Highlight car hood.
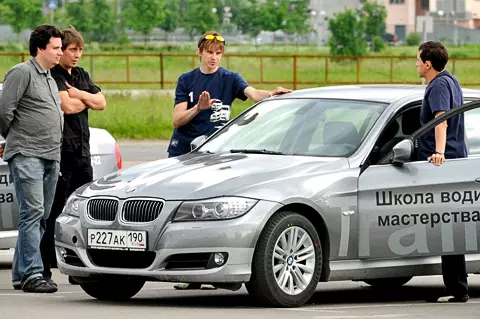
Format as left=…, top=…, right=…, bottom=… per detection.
left=80, top=152, right=348, bottom=200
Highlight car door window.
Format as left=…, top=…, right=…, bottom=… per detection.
left=465, top=106, right=480, bottom=156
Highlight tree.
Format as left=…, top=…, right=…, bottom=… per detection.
left=90, top=0, right=117, bottom=42
left=283, top=0, right=312, bottom=45
left=235, top=0, right=264, bottom=45
left=328, top=8, right=367, bottom=56
left=66, top=0, right=92, bottom=38
left=183, top=0, right=219, bottom=40
left=359, top=0, right=387, bottom=52
left=261, top=0, right=288, bottom=45
left=122, top=0, right=165, bottom=44
left=158, top=0, right=180, bottom=42
left=0, top=0, right=42, bottom=38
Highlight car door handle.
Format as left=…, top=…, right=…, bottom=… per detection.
left=475, top=177, right=480, bottom=183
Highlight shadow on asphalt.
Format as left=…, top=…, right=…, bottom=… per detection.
left=67, top=284, right=480, bottom=308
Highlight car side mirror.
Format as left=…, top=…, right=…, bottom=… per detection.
left=190, top=135, right=207, bottom=151
left=391, top=139, right=413, bottom=165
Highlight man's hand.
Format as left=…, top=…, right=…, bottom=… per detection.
left=428, top=152, right=445, bottom=166
left=65, top=82, right=86, bottom=101
left=270, top=86, right=293, bottom=96
left=198, top=91, right=214, bottom=110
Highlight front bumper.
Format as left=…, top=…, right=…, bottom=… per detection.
left=55, top=200, right=281, bottom=283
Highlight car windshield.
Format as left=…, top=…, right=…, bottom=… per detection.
left=198, top=98, right=388, bottom=157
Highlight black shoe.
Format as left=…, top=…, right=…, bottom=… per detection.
left=45, top=277, right=58, bottom=288
left=13, top=284, right=21, bottom=290
left=22, top=277, right=58, bottom=293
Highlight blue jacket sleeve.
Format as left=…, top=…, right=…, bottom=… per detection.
left=233, top=72, right=249, bottom=101
left=174, top=75, right=189, bottom=106
left=428, top=81, right=451, bottom=115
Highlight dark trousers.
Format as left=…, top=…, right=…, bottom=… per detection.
left=442, top=254, right=468, bottom=296
left=40, top=155, right=93, bottom=279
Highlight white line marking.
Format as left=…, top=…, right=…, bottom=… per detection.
left=313, top=315, right=410, bottom=319
left=281, top=301, right=480, bottom=312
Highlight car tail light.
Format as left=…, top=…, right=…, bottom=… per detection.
left=115, top=143, right=122, bottom=169
left=393, top=36, right=397, bottom=42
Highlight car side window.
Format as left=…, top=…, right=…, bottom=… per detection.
left=369, top=105, right=422, bottom=165
left=464, top=107, right=480, bottom=156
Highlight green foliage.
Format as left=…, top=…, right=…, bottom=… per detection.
left=66, top=0, right=92, bottom=37
left=0, top=0, right=42, bottom=35
left=284, top=0, right=312, bottom=39
left=235, top=0, right=264, bottom=41
left=159, top=0, right=180, bottom=34
left=359, top=0, right=387, bottom=40
left=183, top=0, right=219, bottom=40
left=261, top=0, right=288, bottom=34
left=406, top=32, right=421, bottom=46
left=122, top=0, right=164, bottom=39
left=90, top=0, right=117, bottom=43
left=328, top=8, right=367, bottom=56
left=371, top=35, right=385, bottom=52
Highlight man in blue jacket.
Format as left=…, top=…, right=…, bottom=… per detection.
left=167, top=30, right=292, bottom=158
left=416, top=41, right=468, bottom=303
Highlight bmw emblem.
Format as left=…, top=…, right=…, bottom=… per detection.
left=287, top=256, right=294, bottom=265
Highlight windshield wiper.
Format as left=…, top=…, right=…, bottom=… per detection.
left=230, top=149, right=285, bottom=155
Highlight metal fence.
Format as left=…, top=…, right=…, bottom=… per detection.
left=2, top=53, right=480, bottom=89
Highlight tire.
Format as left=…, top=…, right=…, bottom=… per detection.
left=246, top=211, right=323, bottom=307
left=80, top=277, right=145, bottom=301
left=363, top=276, right=412, bottom=288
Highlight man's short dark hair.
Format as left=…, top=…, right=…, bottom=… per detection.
left=418, top=41, right=449, bottom=72
left=29, top=24, right=64, bottom=57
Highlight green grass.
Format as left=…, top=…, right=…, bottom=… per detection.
left=89, top=93, right=254, bottom=139
left=2, top=44, right=480, bottom=89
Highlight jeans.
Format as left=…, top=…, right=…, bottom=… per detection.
left=41, top=155, right=92, bottom=279
left=8, top=154, right=59, bottom=286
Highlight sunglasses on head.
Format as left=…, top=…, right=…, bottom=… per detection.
left=198, top=34, right=225, bottom=47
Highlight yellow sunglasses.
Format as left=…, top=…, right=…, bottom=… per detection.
left=198, top=34, right=225, bottom=47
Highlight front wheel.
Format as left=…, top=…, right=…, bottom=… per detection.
left=246, top=211, right=323, bottom=307
left=80, top=277, right=145, bottom=301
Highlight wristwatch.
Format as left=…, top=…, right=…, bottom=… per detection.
left=435, top=149, right=445, bottom=155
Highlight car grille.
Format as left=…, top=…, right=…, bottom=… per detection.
left=87, top=249, right=156, bottom=268
left=87, top=198, right=119, bottom=221
left=122, top=199, right=164, bottom=223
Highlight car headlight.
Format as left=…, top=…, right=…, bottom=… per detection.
left=173, top=197, right=258, bottom=221
left=62, top=194, right=86, bottom=217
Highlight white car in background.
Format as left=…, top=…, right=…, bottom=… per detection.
left=0, top=83, right=122, bottom=250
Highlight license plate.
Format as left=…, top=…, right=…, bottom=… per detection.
left=87, top=229, right=147, bottom=251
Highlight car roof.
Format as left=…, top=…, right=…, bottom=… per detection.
left=280, top=84, right=480, bottom=103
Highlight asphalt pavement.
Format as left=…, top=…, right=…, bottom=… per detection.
left=1, top=255, right=480, bottom=319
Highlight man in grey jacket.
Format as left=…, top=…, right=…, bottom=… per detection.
left=0, top=24, right=64, bottom=293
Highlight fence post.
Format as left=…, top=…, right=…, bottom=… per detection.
left=160, top=53, right=164, bottom=89
left=293, top=55, right=297, bottom=90
left=356, top=57, right=360, bottom=83
left=390, top=57, right=393, bottom=83
left=126, top=55, right=130, bottom=83
left=260, top=56, right=264, bottom=83
left=21, top=53, right=26, bottom=62
left=325, top=57, right=329, bottom=84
